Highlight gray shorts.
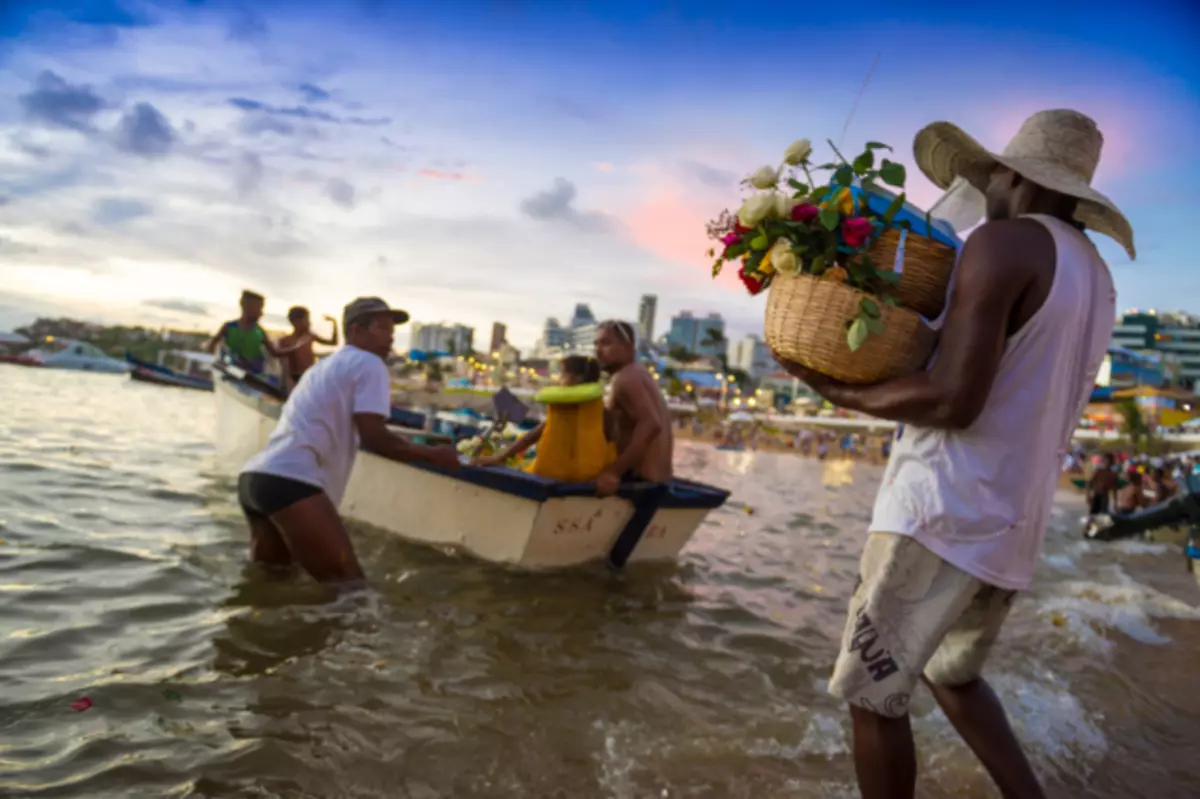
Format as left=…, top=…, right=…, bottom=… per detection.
left=828, top=532, right=1016, bottom=718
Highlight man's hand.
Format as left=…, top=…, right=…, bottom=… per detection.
left=595, top=469, right=621, bottom=497
left=323, top=315, right=337, bottom=324
left=772, top=351, right=853, bottom=406
left=426, top=445, right=462, bottom=471
left=469, top=454, right=503, bottom=468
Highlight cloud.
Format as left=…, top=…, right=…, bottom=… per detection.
left=227, top=97, right=390, bottom=127
left=416, top=168, right=481, bottom=183
left=112, top=102, right=176, bottom=158
left=677, top=159, right=737, bottom=190
left=227, top=7, right=268, bottom=41
left=325, top=178, right=356, bottom=208
left=519, top=178, right=611, bottom=232
left=299, top=83, right=331, bottom=103
left=593, top=162, right=615, bottom=173
left=234, top=152, right=265, bottom=196
left=142, top=298, right=208, bottom=315
left=18, top=71, right=106, bottom=133
left=239, top=114, right=297, bottom=137
left=0, top=237, right=39, bottom=256
left=92, top=197, right=154, bottom=225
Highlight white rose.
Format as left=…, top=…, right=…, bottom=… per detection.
left=775, top=192, right=796, bottom=219
left=783, top=138, right=813, bottom=165
left=747, top=165, right=780, bottom=190
left=768, top=238, right=799, bottom=275
left=738, top=192, right=777, bottom=228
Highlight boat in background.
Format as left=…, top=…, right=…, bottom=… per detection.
left=126, top=350, right=215, bottom=391
left=213, top=368, right=729, bottom=569
left=24, top=339, right=130, bottom=374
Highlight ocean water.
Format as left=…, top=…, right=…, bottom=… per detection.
left=1, top=366, right=1198, bottom=798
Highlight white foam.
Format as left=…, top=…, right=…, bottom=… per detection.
left=797, top=712, right=849, bottom=759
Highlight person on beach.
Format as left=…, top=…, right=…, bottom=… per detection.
left=592, top=320, right=673, bottom=496
left=471, top=354, right=610, bottom=472
left=1115, top=470, right=1145, bottom=514
left=204, top=290, right=294, bottom=374
left=775, top=110, right=1132, bottom=799
left=237, top=297, right=460, bottom=586
left=1087, top=452, right=1118, bottom=516
left=278, top=306, right=339, bottom=385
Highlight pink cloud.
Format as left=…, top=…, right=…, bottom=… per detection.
left=593, top=161, right=614, bottom=173
left=416, top=168, right=483, bottom=183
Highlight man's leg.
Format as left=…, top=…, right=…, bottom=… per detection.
left=923, top=588, right=1045, bottom=799
left=828, top=533, right=984, bottom=799
left=268, top=492, right=366, bottom=586
left=244, top=508, right=294, bottom=571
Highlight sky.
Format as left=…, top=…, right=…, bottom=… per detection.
left=0, top=0, right=1197, bottom=351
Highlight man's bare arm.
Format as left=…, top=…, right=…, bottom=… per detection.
left=313, top=317, right=339, bottom=347
left=203, top=326, right=225, bottom=354
left=354, top=414, right=459, bottom=468
left=782, top=220, right=1038, bottom=430
left=477, top=423, right=544, bottom=465
left=601, top=374, right=663, bottom=478
left=263, top=332, right=303, bottom=358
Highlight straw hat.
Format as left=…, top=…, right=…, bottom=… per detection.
left=913, top=109, right=1135, bottom=260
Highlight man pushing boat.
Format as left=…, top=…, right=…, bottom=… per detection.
left=237, top=297, right=460, bottom=586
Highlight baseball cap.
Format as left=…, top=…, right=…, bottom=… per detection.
left=342, top=297, right=410, bottom=330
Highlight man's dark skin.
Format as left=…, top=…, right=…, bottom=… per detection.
left=1088, top=453, right=1119, bottom=511
left=775, top=165, right=1075, bottom=799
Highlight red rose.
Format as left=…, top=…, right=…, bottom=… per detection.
left=841, top=216, right=873, bottom=248
left=738, top=263, right=765, bottom=296
left=734, top=222, right=751, bottom=234
left=790, top=203, right=819, bottom=223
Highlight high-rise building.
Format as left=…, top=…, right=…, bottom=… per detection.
left=666, top=311, right=725, bottom=357
left=489, top=322, right=507, bottom=354
left=569, top=303, right=596, bottom=329
left=1111, top=310, right=1197, bottom=387
left=410, top=322, right=474, bottom=355
left=542, top=317, right=567, bottom=349
left=637, top=295, right=657, bottom=344
left=728, top=334, right=772, bottom=379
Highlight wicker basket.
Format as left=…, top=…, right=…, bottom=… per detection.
left=764, top=272, right=937, bottom=384
left=869, top=228, right=957, bottom=319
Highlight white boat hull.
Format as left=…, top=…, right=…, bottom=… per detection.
left=214, top=377, right=727, bottom=569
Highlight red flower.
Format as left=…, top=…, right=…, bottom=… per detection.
left=841, top=216, right=873, bottom=248
left=791, top=203, right=819, bottom=223
left=721, top=232, right=741, bottom=249
left=734, top=222, right=751, bottom=234
left=738, top=264, right=765, bottom=296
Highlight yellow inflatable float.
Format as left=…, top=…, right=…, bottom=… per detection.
left=527, top=382, right=616, bottom=482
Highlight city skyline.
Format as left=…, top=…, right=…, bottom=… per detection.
left=1, top=1, right=1197, bottom=352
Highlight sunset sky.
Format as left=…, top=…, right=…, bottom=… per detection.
left=1, top=0, right=1197, bottom=349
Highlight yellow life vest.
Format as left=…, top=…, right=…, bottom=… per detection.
left=528, top=382, right=616, bottom=482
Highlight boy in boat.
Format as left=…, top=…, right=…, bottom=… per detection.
left=592, top=320, right=673, bottom=495
left=203, top=290, right=293, bottom=374
left=471, top=355, right=611, bottom=474
left=278, top=306, right=339, bottom=385
left=237, top=297, right=460, bottom=586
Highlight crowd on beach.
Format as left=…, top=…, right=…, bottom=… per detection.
left=1071, top=447, right=1198, bottom=516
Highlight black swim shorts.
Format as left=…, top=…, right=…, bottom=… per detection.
left=238, top=472, right=322, bottom=517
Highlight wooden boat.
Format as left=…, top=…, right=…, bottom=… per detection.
left=126, top=350, right=215, bottom=391
left=214, top=369, right=730, bottom=569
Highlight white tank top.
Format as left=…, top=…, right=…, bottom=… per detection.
left=870, top=215, right=1116, bottom=590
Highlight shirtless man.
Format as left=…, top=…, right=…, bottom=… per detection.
left=278, top=306, right=339, bottom=385
left=592, top=320, right=673, bottom=496
left=1086, top=452, right=1118, bottom=516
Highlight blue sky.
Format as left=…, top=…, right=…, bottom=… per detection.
left=0, top=0, right=1197, bottom=349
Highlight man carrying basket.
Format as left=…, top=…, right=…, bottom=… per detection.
left=777, top=109, right=1134, bottom=799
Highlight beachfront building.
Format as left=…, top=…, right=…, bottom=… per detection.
left=727, top=334, right=772, bottom=380
left=410, top=322, right=474, bottom=356
left=666, top=312, right=725, bottom=358
left=488, top=322, right=507, bottom=354
left=637, top=294, right=657, bottom=345
left=1110, top=310, right=1198, bottom=388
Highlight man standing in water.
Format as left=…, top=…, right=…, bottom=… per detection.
left=204, top=290, right=294, bottom=374
left=592, top=320, right=673, bottom=496
left=775, top=110, right=1132, bottom=799
left=238, top=297, right=460, bottom=586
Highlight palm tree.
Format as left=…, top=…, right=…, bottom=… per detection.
left=1118, top=398, right=1154, bottom=453
left=701, top=327, right=728, bottom=371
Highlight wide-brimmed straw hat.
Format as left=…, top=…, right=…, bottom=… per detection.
left=913, top=109, right=1135, bottom=260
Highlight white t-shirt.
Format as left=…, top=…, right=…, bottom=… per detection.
left=242, top=345, right=391, bottom=506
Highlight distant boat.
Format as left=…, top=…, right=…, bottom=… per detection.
left=24, top=339, right=130, bottom=374
left=126, top=350, right=214, bottom=391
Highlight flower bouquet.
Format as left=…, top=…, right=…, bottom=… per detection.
left=706, top=137, right=958, bottom=383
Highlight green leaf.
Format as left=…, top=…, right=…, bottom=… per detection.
left=787, top=178, right=809, bottom=194
left=881, top=293, right=899, bottom=306
left=810, top=254, right=827, bottom=274
left=860, top=298, right=881, bottom=318
left=810, top=185, right=831, bottom=203
left=818, top=208, right=840, bottom=231
left=833, top=164, right=854, bottom=188
left=878, top=269, right=902, bottom=285
left=866, top=317, right=885, bottom=335
left=750, top=232, right=769, bottom=250
left=725, top=242, right=747, bottom=259
left=865, top=141, right=892, bottom=151
left=815, top=162, right=838, bottom=171
left=847, top=317, right=869, bottom=352
left=883, top=191, right=906, bottom=223
left=852, top=151, right=875, bottom=175
left=879, top=159, right=906, bottom=188
left=712, top=259, right=724, bottom=277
